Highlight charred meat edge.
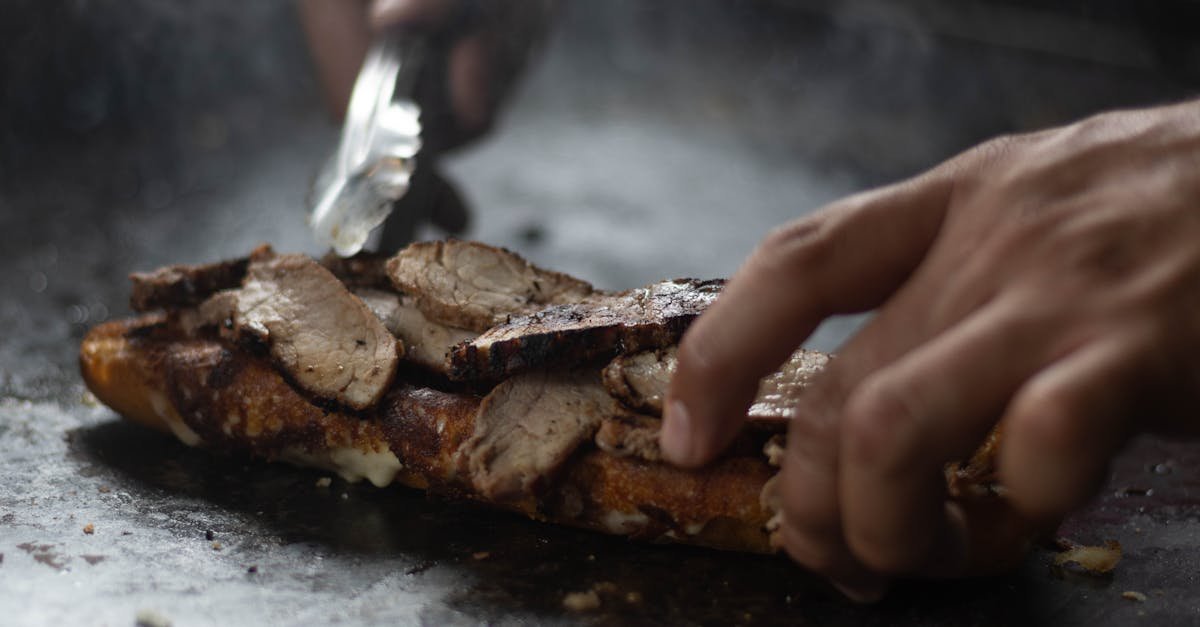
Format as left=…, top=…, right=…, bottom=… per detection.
left=131, top=245, right=392, bottom=312
left=448, top=278, right=723, bottom=382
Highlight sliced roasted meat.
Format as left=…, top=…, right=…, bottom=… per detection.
left=461, top=370, right=618, bottom=502
left=236, top=254, right=399, bottom=409
left=601, top=348, right=673, bottom=415
left=448, top=278, right=723, bottom=382
left=354, top=288, right=477, bottom=375
left=594, top=413, right=662, bottom=462
left=184, top=254, right=400, bottom=409
left=129, top=246, right=266, bottom=311
left=385, top=240, right=596, bottom=332
left=750, top=349, right=830, bottom=423
left=602, top=345, right=830, bottom=425
left=319, top=251, right=393, bottom=290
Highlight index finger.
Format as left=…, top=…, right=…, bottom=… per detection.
left=661, top=176, right=953, bottom=467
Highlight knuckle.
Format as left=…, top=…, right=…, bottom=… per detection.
left=781, top=524, right=844, bottom=574
left=1008, top=382, right=1083, bottom=453
left=789, top=397, right=838, bottom=441
left=970, top=134, right=1023, bottom=164
left=752, top=215, right=836, bottom=279
left=845, top=529, right=923, bottom=575
left=841, top=377, right=918, bottom=470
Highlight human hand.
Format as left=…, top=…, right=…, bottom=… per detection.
left=299, top=0, right=552, bottom=152
left=661, top=100, right=1200, bottom=599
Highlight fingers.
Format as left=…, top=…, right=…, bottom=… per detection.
left=297, top=0, right=371, bottom=118
left=779, top=391, right=887, bottom=601
left=999, top=335, right=1142, bottom=524
left=662, top=176, right=953, bottom=467
left=371, top=0, right=459, bottom=30
left=837, top=298, right=1048, bottom=574
left=447, top=33, right=494, bottom=133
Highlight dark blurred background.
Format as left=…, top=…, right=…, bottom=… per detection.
left=1, top=2, right=1199, bottom=624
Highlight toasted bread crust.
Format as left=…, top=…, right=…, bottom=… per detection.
left=80, top=317, right=775, bottom=553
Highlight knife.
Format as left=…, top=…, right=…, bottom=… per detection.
left=308, top=34, right=425, bottom=257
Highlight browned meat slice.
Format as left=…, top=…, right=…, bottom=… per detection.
left=448, top=279, right=723, bottom=382
left=184, top=254, right=400, bottom=409
left=594, top=413, right=662, bottom=462
left=133, top=247, right=395, bottom=313
left=750, top=349, right=831, bottom=423
left=461, top=370, right=619, bottom=502
left=385, top=240, right=596, bottom=332
left=354, top=288, right=477, bottom=374
left=129, top=247, right=266, bottom=312
left=601, top=348, right=673, bottom=414
left=319, top=251, right=392, bottom=290
left=602, top=345, right=830, bottom=425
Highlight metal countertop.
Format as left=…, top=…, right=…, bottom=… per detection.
left=1, top=2, right=1196, bottom=624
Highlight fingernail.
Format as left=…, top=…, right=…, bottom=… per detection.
left=660, top=399, right=694, bottom=466
left=831, top=579, right=889, bottom=604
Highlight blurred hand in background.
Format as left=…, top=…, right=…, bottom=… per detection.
left=298, top=0, right=554, bottom=246
left=298, top=0, right=553, bottom=153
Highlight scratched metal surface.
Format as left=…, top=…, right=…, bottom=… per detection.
left=1, top=1, right=1197, bottom=625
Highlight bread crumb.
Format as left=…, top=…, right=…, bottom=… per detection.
left=82, top=523, right=94, bottom=535
left=472, top=551, right=490, bottom=560
left=1053, top=539, right=1121, bottom=576
left=98, top=485, right=111, bottom=494
left=763, top=435, right=785, bottom=467
left=593, top=581, right=618, bottom=594
left=562, top=590, right=601, bottom=612
left=135, top=608, right=172, bottom=627
left=625, top=591, right=643, bottom=604
left=211, top=542, right=222, bottom=551
left=315, top=477, right=332, bottom=488
left=1122, top=591, right=1147, bottom=602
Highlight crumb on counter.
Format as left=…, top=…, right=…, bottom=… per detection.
left=1122, top=591, right=1147, bottom=603
left=98, top=485, right=111, bottom=494
left=247, top=565, right=259, bottom=574
left=82, top=523, right=94, bottom=535
left=563, top=590, right=601, bottom=612
left=211, top=542, right=223, bottom=551
left=135, top=608, right=172, bottom=627
left=472, top=551, right=490, bottom=560
left=205, top=530, right=215, bottom=541
left=1053, top=539, right=1122, bottom=576
left=315, top=477, right=332, bottom=488
left=81, top=391, right=100, bottom=407
left=625, top=591, right=643, bottom=604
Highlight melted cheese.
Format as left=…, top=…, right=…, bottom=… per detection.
left=601, top=510, right=649, bottom=534
left=148, top=391, right=202, bottom=447
left=280, top=446, right=403, bottom=488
